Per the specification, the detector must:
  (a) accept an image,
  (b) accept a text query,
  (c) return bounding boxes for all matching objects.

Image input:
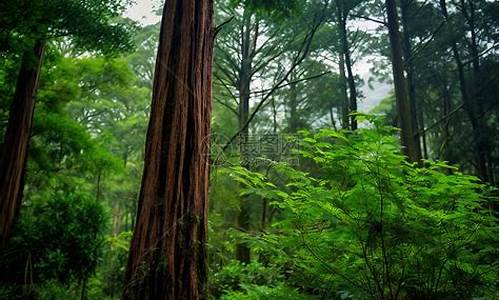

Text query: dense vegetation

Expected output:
[0,0,497,299]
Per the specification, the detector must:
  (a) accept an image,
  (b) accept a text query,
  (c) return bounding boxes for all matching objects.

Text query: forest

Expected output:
[0,0,498,299]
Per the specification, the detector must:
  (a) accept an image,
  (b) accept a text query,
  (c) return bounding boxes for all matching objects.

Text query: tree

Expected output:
[0,0,133,250]
[0,42,45,249]
[384,0,422,162]
[334,0,362,130]
[400,0,425,158]
[123,0,214,298]
[214,0,326,263]
[438,0,495,183]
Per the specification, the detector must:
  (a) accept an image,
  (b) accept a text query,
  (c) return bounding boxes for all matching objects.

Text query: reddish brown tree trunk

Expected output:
[0,40,45,249]
[123,0,214,299]
[385,0,422,163]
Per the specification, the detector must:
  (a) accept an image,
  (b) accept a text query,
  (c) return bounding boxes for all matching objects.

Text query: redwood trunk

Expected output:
[123,0,214,299]
[0,40,45,249]
[385,0,421,163]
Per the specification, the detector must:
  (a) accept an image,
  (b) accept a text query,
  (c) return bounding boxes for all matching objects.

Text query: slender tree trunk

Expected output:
[400,0,423,159]
[464,0,491,182]
[123,1,214,299]
[385,0,421,163]
[288,77,299,133]
[343,35,357,131]
[337,52,349,129]
[235,8,253,264]
[0,40,45,250]
[439,80,452,160]
[439,0,489,181]
[336,0,357,130]
[329,105,338,131]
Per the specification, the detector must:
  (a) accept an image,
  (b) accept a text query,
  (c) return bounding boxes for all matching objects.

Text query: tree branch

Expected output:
[249,71,331,95]
[349,14,387,26]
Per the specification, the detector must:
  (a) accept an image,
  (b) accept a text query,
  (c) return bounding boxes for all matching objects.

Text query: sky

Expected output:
[124,0,160,25]
[123,0,389,112]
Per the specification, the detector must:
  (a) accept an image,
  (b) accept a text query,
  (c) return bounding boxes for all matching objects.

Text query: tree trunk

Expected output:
[288,75,299,133]
[123,1,214,299]
[463,0,491,182]
[336,0,357,130]
[400,0,423,159]
[385,0,421,163]
[235,8,253,264]
[439,0,489,182]
[439,79,452,161]
[337,53,349,129]
[0,40,45,250]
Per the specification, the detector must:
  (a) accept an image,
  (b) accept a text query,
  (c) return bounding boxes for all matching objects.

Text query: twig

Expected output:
[214,16,235,38]
[349,14,387,26]
[249,71,331,95]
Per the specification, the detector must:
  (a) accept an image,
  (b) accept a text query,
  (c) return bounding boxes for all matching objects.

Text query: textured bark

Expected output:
[0,41,45,250]
[123,0,214,299]
[385,0,421,163]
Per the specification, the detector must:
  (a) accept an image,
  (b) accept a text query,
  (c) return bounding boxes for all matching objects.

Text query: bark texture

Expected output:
[385,0,422,163]
[0,41,45,249]
[123,0,214,298]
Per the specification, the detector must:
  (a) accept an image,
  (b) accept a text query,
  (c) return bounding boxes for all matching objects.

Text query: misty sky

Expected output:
[124,0,390,112]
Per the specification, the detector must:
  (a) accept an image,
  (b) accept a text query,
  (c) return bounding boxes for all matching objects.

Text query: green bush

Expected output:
[0,188,107,298]
[220,284,316,300]
[231,117,498,299]
[210,261,284,298]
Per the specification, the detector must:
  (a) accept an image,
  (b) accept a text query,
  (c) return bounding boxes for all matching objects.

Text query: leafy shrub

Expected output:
[0,188,107,298]
[220,284,316,300]
[210,261,284,298]
[95,231,132,299]
[231,117,498,299]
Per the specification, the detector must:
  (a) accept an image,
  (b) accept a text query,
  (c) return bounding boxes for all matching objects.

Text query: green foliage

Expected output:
[221,284,315,300]
[0,0,135,55]
[229,118,498,299]
[210,260,313,300]
[94,231,132,299]
[0,187,107,295]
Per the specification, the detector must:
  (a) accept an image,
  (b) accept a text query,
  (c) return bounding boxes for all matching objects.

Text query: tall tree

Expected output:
[0,0,132,250]
[384,0,422,162]
[0,41,45,248]
[438,0,497,182]
[123,0,214,298]
[400,0,425,158]
[334,0,360,130]
[214,0,325,263]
